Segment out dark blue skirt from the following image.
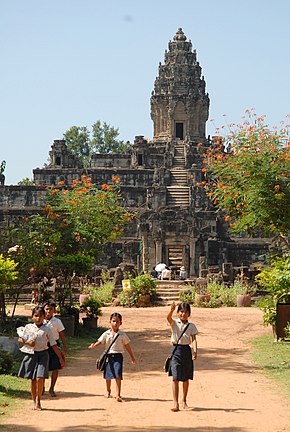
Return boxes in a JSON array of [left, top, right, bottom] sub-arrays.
[[48, 340, 61, 371], [104, 353, 123, 380], [169, 345, 193, 381], [18, 350, 49, 379]]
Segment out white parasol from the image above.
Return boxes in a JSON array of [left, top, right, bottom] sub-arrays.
[[155, 263, 166, 272]]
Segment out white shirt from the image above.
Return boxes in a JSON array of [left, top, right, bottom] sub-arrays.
[[98, 329, 130, 354], [23, 322, 56, 352], [170, 318, 198, 345], [44, 316, 65, 341]]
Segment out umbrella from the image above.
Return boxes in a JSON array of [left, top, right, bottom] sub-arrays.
[[155, 263, 166, 272]]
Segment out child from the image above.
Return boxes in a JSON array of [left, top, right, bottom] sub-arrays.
[[18, 305, 65, 410], [88, 312, 135, 402], [43, 299, 68, 397], [167, 301, 198, 412]]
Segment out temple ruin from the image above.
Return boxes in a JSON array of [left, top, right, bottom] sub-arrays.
[[0, 29, 271, 280]]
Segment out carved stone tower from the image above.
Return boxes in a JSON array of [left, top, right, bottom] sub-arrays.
[[151, 28, 209, 142]]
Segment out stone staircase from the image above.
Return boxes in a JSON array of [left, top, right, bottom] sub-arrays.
[[172, 145, 186, 169], [170, 170, 188, 185], [155, 280, 189, 305], [166, 185, 189, 206], [166, 144, 189, 207]]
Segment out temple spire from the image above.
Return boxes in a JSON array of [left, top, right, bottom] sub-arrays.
[[150, 28, 209, 141]]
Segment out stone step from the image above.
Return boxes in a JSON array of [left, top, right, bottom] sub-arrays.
[[166, 186, 189, 206], [170, 170, 188, 185]]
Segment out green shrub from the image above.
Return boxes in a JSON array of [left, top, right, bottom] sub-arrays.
[[87, 280, 114, 305], [179, 284, 195, 303], [118, 274, 157, 307], [0, 350, 14, 374]]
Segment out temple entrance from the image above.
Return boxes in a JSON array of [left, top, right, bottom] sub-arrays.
[[175, 122, 184, 140]]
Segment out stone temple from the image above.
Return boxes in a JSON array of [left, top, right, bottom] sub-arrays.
[[0, 29, 270, 280]]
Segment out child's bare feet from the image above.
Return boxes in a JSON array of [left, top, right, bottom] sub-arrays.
[[116, 396, 123, 402], [182, 401, 189, 409], [106, 390, 111, 398], [171, 403, 179, 412], [34, 401, 42, 410], [49, 389, 56, 397]]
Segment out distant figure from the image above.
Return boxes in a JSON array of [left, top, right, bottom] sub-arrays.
[[150, 267, 158, 278], [161, 266, 171, 280], [179, 266, 186, 280]]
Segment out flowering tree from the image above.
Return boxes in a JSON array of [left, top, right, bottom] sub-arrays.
[[11, 175, 133, 308], [202, 111, 290, 250]]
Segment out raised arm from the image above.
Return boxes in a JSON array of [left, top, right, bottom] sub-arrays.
[[167, 302, 176, 325]]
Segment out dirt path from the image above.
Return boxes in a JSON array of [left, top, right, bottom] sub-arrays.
[[3, 306, 290, 432]]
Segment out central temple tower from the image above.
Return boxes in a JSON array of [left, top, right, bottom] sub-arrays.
[[151, 28, 209, 142]]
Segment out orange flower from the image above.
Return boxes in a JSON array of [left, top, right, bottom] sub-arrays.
[[225, 215, 230, 222], [274, 185, 280, 190], [112, 175, 120, 183], [101, 184, 112, 191]]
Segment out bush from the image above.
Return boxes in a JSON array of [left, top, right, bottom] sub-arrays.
[[118, 274, 157, 307], [0, 350, 14, 374], [87, 280, 114, 305]]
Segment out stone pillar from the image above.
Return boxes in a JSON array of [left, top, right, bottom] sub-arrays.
[[199, 255, 207, 278], [142, 234, 149, 273], [189, 237, 197, 277], [155, 240, 162, 265]]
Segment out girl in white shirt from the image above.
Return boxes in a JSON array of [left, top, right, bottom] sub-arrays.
[[167, 302, 198, 412], [89, 312, 135, 402], [18, 305, 64, 410]]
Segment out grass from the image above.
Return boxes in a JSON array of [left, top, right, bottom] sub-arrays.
[[251, 334, 290, 397], [0, 325, 106, 420]]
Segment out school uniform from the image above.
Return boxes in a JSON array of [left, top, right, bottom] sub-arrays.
[[169, 318, 198, 381], [18, 323, 57, 380], [98, 329, 130, 380], [44, 316, 65, 371]]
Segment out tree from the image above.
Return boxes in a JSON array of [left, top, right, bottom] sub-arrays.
[[0, 254, 18, 323], [11, 175, 133, 308], [63, 121, 131, 167], [17, 178, 34, 186], [202, 111, 290, 250], [0, 160, 6, 185]]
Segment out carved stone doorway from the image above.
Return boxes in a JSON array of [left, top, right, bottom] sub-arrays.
[[175, 122, 184, 140]]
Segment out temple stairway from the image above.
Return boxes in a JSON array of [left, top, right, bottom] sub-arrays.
[[155, 280, 189, 305], [166, 143, 189, 206]]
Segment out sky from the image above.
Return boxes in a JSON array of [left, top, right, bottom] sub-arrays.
[[1, 0, 290, 185]]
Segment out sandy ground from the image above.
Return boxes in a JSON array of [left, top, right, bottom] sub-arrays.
[[2, 305, 290, 432]]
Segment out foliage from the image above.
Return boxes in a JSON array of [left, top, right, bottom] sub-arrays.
[[79, 297, 102, 318], [0, 255, 18, 292], [118, 274, 157, 307], [9, 175, 132, 313], [256, 257, 290, 327], [17, 178, 34, 186], [64, 121, 131, 167], [202, 111, 290, 249], [0, 350, 14, 374], [12, 175, 130, 270], [0, 160, 6, 174], [179, 284, 196, 303], [87, 281, 115, 306], [0, 255, 18, 322]]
